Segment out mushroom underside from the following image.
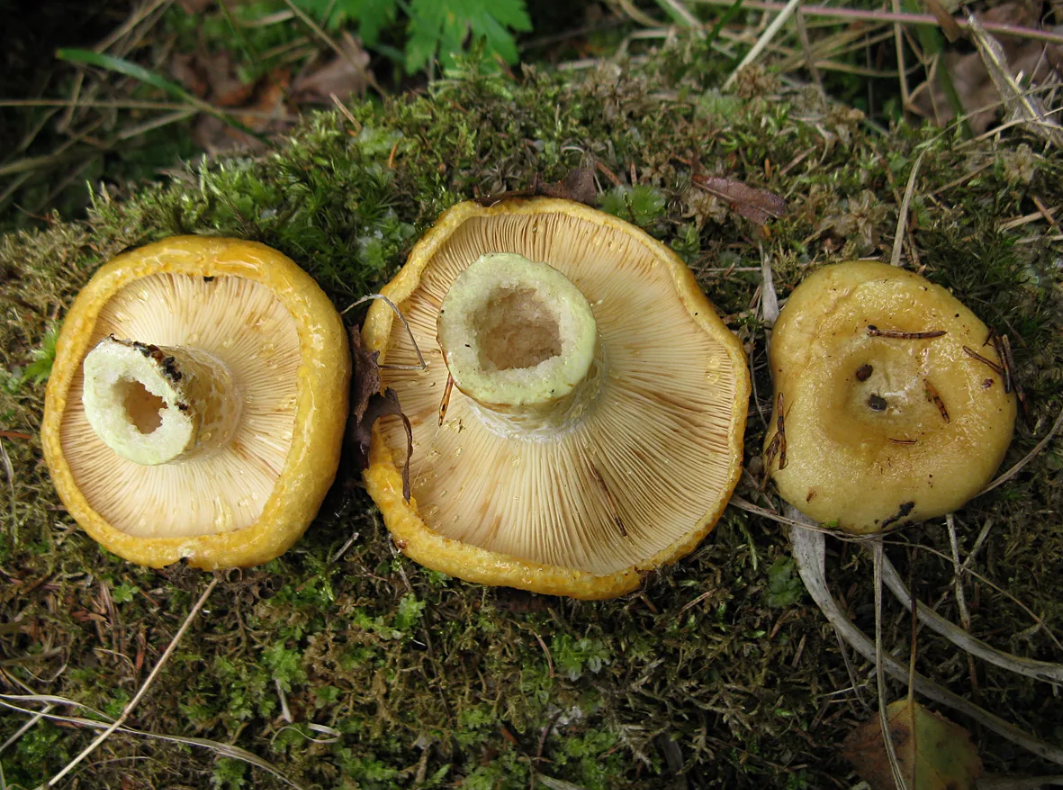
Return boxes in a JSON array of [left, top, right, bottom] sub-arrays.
[[377, 210, 743, 576], [61, 272, 301, 538]]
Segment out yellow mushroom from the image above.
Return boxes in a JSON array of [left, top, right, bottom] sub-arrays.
[[764, 261, 1016, 533], [362, 198, 750, 599], [42, 237, 350, 569]]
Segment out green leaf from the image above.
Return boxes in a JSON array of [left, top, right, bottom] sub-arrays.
[[405, 0, 530, 73]]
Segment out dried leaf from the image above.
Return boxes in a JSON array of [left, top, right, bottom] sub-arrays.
[[291, 38, 370, 104], [691, 175, 786, 225], [911, 2, 1063, 135], [476, 167, 597, 207], [348, 326, 380, 425], [841, 698, 984, 790], [346, 328, 412, 502]]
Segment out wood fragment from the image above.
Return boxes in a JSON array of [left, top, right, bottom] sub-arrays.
[[888, 438, 917, 445], [776, 392, 788, 470], [999, 333, 1029, 419], [438, 373, 454, 427], [867, 325, 946, 340], [963, 345, 1005, 378], [924, 378, 950, 423]]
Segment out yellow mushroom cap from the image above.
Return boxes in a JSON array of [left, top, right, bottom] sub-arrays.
[[363, 198, 750, 599], [764, 261, 1016, 533], [42, 237, 351, 569]]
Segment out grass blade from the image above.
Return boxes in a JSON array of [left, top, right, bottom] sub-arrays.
[[55, 48, 269, 143]]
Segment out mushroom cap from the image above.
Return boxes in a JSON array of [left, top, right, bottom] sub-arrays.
[[42, 237, 351, 569], [363, 198, 750, 599], [765, 261, 1016, 533]]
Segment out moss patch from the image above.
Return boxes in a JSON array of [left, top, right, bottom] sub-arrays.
[[2, 38, 1063, 788]]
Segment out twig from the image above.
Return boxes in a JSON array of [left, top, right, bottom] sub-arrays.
[[342, 294, 426, 371], [891, 0, 910, 113], [760, 243, 779, 326], [873, 540, 908, 789], [1, 696, 303, 790], [685, 0, 1063, 46], [0, 438, 15, 545], [879, 549, 1063, 683], [982, 401, 1063, 494], [789, 520, 1063, 765], [724, 0, 804, 90], [890, 151, 924, 268], [41, 577, 219, 787]]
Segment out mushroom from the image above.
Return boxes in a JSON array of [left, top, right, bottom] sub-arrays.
[[362, 198, 750, 599], [42, 237, 350, 569], [764, 261, 1016, 533]]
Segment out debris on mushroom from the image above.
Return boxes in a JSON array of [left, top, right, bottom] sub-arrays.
[[764, 261, 1016, 534], [362, 198, 750, 599], [41, 237, 351, 569]]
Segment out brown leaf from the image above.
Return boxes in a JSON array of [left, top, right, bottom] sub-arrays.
[[841, 698, 983, 790], [346, 327, 412, 502], [349, 326, 381, 425], [291, 37, 370, 104], [476, 167, 598, 207], [542, 167, 597, 204], [911, 1, 1063, 133], [691, 175, 786, 225]]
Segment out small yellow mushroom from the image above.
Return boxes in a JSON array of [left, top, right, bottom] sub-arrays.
[[764, 261, 1016, 533]]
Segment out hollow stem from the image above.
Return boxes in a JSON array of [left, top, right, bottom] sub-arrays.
[[81, 336, 241, 465], [436, 252, 603, 436]]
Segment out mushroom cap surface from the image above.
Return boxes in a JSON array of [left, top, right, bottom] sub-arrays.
[[765, 261, 1016, 533], [363, 198, 750, 599], [42, 236, 350, 569]]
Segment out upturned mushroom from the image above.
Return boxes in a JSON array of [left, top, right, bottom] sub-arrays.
[[42, 237, 350, 569], [764, 261, 1016, 533], [362, 198, 750, 599]]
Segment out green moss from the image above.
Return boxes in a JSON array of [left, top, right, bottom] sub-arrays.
[[1, 34, 1063, 789]]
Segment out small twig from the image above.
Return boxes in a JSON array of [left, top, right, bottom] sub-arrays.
[[879, 546, 1063, 683], [685, 0, 1063, 47], [890, 152, 924, 268], [789, 520, 1063, 765], [891, 0, 910, 113], [438, 374, 455, 427], [760, 243, 779, 326], [873, 540, 909, 789], [0, 439, 16, 546], [342, 294, 426, 371], [723, 0, 804, 90], [42, 577, 219, 787], [867, 326, 946, 339], [983, 401, 1063, 494], [963, 346, 1005, 378], [533, 632, 554, 680], [275, 678, 292, 724], [328, 530, 360, 565]]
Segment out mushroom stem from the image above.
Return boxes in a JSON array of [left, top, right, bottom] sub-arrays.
[[81, 336, 242, 465], [436, 253, 603, 435]]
